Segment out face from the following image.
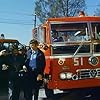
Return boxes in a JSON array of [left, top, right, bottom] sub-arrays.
[[13, 49, 19, 55], [29, 43, 38, 51]]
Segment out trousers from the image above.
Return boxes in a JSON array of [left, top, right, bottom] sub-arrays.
[[8, 71, 32, 100]]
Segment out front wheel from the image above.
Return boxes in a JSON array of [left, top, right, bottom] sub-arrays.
[[45, 84, 54, 98], [43, 74, 54, 98]]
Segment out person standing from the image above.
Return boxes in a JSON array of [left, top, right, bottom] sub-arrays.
[[8, 48, 26, 100], [0, 47, 26, 100], [0, 49, 9, 93], [23, 39, 46, 100]]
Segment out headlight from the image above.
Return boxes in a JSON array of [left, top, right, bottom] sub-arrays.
[[59, 73, 66, 80], [89, 56, 99, 66], [66, 72, 73, 79], [59, 72, 73, 80]]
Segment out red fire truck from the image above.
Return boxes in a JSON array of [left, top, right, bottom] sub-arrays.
[[32, 16, 100, 95]]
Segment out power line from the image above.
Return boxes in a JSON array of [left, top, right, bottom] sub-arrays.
[[0, 21, 33, 26], [0, 17, 33, 23], [0, 11, 36, 26], [0, 18, 34, 25], [0, 10, 34, 16]]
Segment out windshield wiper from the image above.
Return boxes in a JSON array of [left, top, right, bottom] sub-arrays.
[[73, 41, 84, 57]]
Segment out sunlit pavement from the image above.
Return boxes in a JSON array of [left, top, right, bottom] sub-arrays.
[[0, 89, 47, 100], [35, 88, 100, 100], [0, 89, 63, 100], [0, 88, 100, 100]]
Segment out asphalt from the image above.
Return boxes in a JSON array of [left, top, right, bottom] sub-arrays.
[[0, 88, 100, 100]]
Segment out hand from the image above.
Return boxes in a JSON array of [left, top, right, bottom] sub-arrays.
[[37, 74, 43, 81], [23, 65, 27, 72], [2, 64, 9, 70], [0, 50, 6, 56]]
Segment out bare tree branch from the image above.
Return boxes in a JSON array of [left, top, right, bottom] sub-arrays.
[[35, 0, 86, 23]]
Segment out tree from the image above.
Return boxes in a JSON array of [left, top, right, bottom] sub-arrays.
[[94, 5, 100, 16], [35, 0, 86, 23]]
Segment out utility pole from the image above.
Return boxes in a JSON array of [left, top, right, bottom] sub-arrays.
[[66, 0, 69, 17], [34, 13, 36, 28], [32, 13, 37, 28], [32, 13, 37, 39]]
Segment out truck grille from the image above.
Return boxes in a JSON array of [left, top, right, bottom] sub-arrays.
[[77, 68, 100, 79]]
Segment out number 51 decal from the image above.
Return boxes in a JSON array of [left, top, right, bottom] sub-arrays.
[[74, 57, 83, 66]]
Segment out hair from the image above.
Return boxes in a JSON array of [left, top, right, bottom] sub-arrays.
[[78, 11, 85, 16], [1, 34, 4, 37], [29, 39, 39, 45]]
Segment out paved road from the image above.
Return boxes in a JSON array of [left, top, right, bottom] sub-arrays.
[[0, 89, 46, 100], [0, 88, 100, 100]]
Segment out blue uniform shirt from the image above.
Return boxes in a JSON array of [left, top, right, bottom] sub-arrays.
[[29, 50, 38, 69]]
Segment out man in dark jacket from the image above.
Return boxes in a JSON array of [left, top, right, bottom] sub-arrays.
[[8, 48, 26, 100], [23, 39, 46, 100], [0, 48, 26, 100]]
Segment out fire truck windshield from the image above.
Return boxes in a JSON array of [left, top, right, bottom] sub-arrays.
[[51, 22, 100, 55], [32, 21, 100, 56], [51, 23, 89, 43]]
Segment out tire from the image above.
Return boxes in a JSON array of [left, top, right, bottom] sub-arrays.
[[45, 85, 54, 98]]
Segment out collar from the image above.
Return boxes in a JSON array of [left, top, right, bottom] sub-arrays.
[[31, 50, 38, 54]]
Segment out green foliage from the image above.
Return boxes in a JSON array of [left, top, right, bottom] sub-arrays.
[[35, 0, 86, 23]]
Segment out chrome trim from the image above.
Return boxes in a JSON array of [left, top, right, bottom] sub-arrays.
[[88, 56, 99, 66], [77, 68, 100, 79], [45, 54, 100, 59]]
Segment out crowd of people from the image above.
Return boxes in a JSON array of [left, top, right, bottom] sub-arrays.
[[0, 39, 46, 100]]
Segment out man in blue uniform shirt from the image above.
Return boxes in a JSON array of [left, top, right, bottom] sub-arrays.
[[23, 39, 46, 100]]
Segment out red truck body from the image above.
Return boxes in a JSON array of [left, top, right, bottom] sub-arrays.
[[32, 16, 100, 90]]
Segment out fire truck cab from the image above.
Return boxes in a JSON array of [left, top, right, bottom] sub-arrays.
[[32, 16, 100, 92]]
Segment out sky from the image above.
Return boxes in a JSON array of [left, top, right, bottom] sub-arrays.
[[0, 0, 100, 45], [86, 0, 100, 15], [0, 0, 35, 45]]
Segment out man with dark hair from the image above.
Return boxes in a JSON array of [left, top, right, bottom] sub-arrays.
[[51, 30, 63, 42], [8, 48, 26, 100], [0, 33, 5, 39], [0, 48, 26, 100], [23, 39, 46, 100]]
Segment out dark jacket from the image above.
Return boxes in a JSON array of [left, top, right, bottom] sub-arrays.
[[25, 48, 46, 75], [8, 54, 25, 72], [0, 53, 26, 82]]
